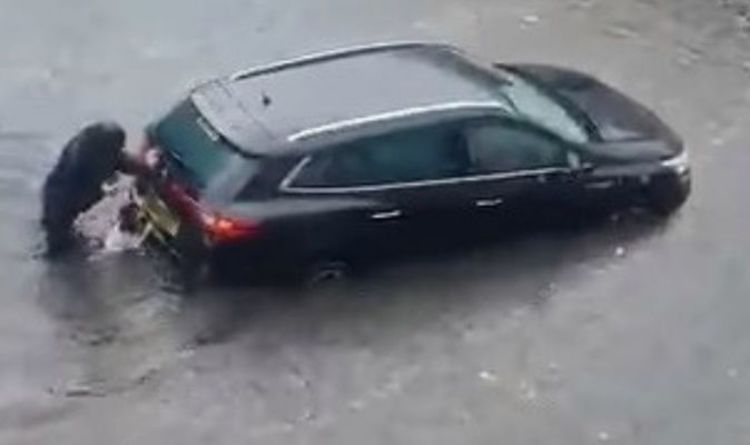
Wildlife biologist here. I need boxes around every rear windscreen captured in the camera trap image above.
[152,99,253,190]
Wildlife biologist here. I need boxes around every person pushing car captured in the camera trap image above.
[41,121,142,255]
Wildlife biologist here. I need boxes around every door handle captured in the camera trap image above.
[370,209,402,220]
[584,180,616,190]
[475,197,504,208]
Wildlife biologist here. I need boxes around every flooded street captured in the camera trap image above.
[2,0,750,443]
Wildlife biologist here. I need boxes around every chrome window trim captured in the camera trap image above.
[286,102,506,143]
[279,155,568,195]
[279,155,313,190]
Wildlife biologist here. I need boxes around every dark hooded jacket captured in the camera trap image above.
[41,122,126,250]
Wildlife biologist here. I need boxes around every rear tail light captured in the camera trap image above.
[199,211,262,243]
[166,181,261,243]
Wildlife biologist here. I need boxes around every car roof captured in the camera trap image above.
[191,42,510,156]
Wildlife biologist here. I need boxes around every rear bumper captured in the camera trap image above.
[134,192,286,278]
[133,189,206,260]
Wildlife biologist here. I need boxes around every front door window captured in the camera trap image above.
[464,121,568,175]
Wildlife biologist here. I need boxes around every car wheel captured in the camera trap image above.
[647,175,691,216]
[304,260,351,288]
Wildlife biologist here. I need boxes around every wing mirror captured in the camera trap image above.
[567,151,595,176]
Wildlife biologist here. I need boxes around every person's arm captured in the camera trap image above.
[117,151,149,177]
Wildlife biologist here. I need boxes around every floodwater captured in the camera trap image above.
[2,0,750,443]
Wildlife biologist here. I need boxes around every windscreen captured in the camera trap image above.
[455,51,589,144]
[495,71,589,144]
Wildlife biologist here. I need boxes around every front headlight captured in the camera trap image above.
[661,150,690,174]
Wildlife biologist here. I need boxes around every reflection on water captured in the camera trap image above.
[29,206,666,397]
[36,251,189,395]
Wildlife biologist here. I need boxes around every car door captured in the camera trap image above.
[350,123,476,254]
[280,123,476,261]
[459,118,582,232]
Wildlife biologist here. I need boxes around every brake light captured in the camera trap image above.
[199,211,261,242]
[161,170,261,243]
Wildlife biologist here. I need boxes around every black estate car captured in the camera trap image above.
[136,42,691,281]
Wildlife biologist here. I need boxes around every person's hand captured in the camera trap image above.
[102,176,120,196]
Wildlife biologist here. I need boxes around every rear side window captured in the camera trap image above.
[153,100,255,190]
[464,121,568,174]
[290,125,469,188]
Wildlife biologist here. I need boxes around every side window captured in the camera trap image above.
[464,121,568,174]
[235,158,286,201]
[290,125,470,188]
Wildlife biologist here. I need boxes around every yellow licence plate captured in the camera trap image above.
[142,192,180,237]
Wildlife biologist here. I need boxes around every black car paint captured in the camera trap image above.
[506,64,684,149]
[504,64,689,209]
[140,49,690,279]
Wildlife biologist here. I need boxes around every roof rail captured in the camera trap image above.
[287,101,505,143]
[230,41,457,81]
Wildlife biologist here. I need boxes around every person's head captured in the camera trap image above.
[88,121,126,146]
[77,121,126,181]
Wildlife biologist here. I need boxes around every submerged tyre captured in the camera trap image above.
[304,260,351,288]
